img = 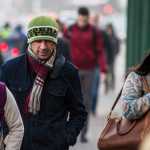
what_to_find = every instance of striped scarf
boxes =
[24,47,56,114]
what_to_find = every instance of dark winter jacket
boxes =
[101,30,114,66]
[0,54,87,150]
[57,38,71,61]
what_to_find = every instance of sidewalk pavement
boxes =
[70,91,122,150]
[70,115,106,150]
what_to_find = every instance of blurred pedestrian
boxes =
[0,82,24,150]
[9,24,27,54]
[0,16,87,150]
[65,7,107,142]
[0,22,12,41]
[105,23,120,90]
[90,14,112,114]
[56,19,71,60]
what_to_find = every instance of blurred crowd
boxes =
[56,7,120,119]
[0,22,27,64]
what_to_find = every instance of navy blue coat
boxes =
[0,54,87,150]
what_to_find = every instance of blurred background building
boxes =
[0,0,127,38]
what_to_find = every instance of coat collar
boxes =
[24,53,66,79]
[50,54,66,79]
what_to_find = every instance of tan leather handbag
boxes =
[97,77,150,150]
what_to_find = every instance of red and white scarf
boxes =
[24,47,56,114]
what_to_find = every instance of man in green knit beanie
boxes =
[0,16,87,150]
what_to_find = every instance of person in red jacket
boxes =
[65,7,107,142]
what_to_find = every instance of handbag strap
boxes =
[107,76,150,120]
[107,88,123,120]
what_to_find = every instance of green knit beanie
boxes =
[27,16,59,44]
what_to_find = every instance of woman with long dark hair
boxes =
[121,53,150,120]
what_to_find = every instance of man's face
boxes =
[31,40,56,60]
[77,15,89,28]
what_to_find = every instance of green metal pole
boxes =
[127,0,150,68]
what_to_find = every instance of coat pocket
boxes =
[42,80,68,113]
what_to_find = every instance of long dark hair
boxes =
[126,52,150,78]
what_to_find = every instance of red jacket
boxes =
[64,24,107,72]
